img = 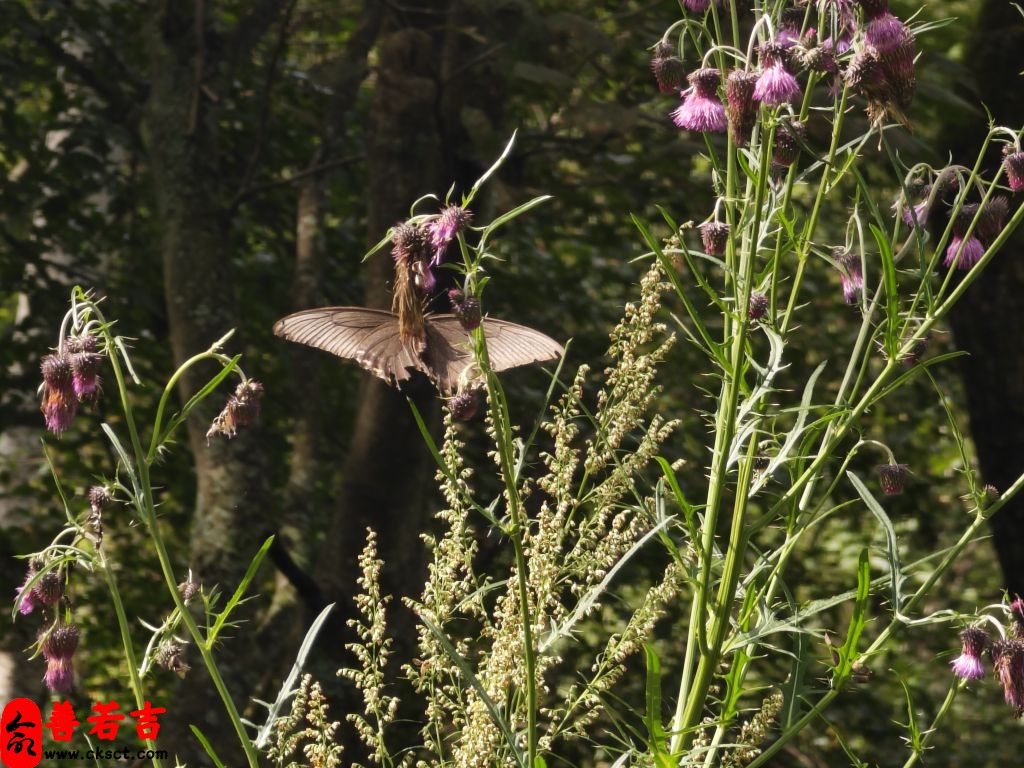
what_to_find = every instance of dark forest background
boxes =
[2,1,1024,765]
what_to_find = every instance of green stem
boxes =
[99,550,164,768]
[901,681,963,768]
[101,317,261,768]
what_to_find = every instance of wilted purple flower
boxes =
[945,207,985,270]
[672,68,727,133]
[40,353,77,434]
[754,42,801,106]
[876,462,909,495]
[725,70,759,146]
[71,351,103,401]
[700,221,730,256]
[992,638,1024,714]
[1004,151,1024,192]
[178,578,200,603]
[651,42,686,94]
[206,380,264,441]
[88,485,110,514]
[448,391,479,421]
[800,39,838,74]
[448,289,482,332]
[951,627,989,680]
[835,250,863,304]
[155,641,190,678]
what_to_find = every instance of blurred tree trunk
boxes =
[945,2,1024,597]
[140,2,285,761]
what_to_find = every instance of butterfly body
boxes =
[273,307,563,395]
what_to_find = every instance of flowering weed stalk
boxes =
[15,287,268,767]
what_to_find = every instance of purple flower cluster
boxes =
[39,333,106,434]
[846,0,916,122]
[672,68,727,134]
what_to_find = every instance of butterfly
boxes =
[273,307,563,395]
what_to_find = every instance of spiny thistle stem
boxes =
[97,303,261,768]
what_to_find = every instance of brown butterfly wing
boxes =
[273,307,425,388]
[425,315,564,395]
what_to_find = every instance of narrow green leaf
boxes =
[157,356,240,449]
[255,602,336,748]
[208,536,275,647]
[643,644,674,768]
[190,725,228,768]
[479,196,552,249]
[847,471,903,618]
[869,222,900,355]
[834,548,871,686]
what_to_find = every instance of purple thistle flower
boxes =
[40,353,77,434]
[992,638,1024,715]
[864,12,910,54]
[951,627,989,680]
[945,235,985,270]
[725,70,759,147]
[1011,597,1024,638]
[945,208,986,270]
[429,206,473,263]
[977,196,1010,244]
[682,0,712,11]
[836,250,863,304]
[876,462,909,495]
[672,68,727,133]
[700,221,730,256]
[1004,151,1024,192]
[753,42,801,106]
[71,351,103,401]
[44,657,75,695]
[15,563,40,615]
[899,195,929,228]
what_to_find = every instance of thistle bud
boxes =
[725,70,759,147]
[155,641,191,678]
[651,42,686,93]
[391,221,430,263]
[178,579,200,603]
[33,569,64,607]
[875,462,909,495]
[66,334,98,354]
[748,291,769,322]
[1003,150,1024,192]
[773,121,805,167]
[977,195,1009,244]
[41,623,80,661]
[448,391,479,421]
[448,289,482,331]
[700,221,730,256]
